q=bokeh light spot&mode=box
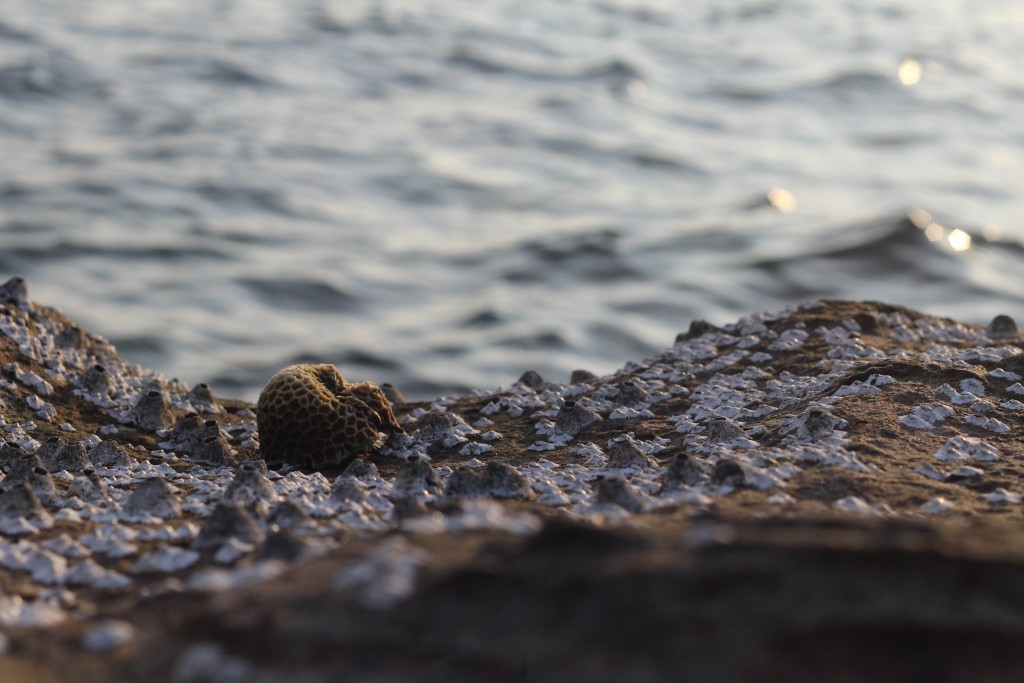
[898,59,922,86]
[908,208,932,228]
[767,187,796,213]
[983,223,1002,242]
[948,229,971,251]
[627,79,647,98]
[924,223,944,241]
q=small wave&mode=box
[2,219,55,233]
[713,71,901,103]
[188,225,291,246]
[813,71,898,93]
[641,227,753,254]
[595,2,673,25]
[538,135,705,174]
[743,213,1018,303]
[753,215,952,271]
[447,46,641,84]
[395,70,439,88]
[524,229,622,262]
[194,182,296,217]
[288,349,399,371]
[500,229,639,283]
[0,20,36,42]
[268,143,363,162]
[709,84,774,102]
[371,170,507,207]
[0,182,35,197]
[200,59,277,88]
[493,331,569,350]
[237,277,357,312]
[70,181,118,196]
[0,242,229,271]
[139,55,277,88]
[628,151,705,173]
[855,132,938,148]
[0,48,106,99]
[811,215,955,263]
[461,308,503,328]
[309,6,409,36]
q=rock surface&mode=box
[3,284,1024,681]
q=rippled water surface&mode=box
[2,0,1024,399]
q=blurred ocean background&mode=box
[1,0,1023,400]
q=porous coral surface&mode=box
[256,364,400,469]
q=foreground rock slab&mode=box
[2,284,1024,682]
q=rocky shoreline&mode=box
[3,278,1024,682]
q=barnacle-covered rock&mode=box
[412,411,476,446]
[163,414,205,450]
[594,477,646,513]
[710,459,748,488]
[222,462,275,509]
[256,364,401,469]
[705,418,750,444]
[613,379,650,407]
[193,503,264,551]
[1,455,56,499]
[390,456,442,501]
[193,433,240,467]
[344,460,381,482]
[987,314,1018,339]
[0,482,46,520]
[81,364,113,396]
[266,500,311,532]
[570,369,598,385]
[37,438,91,473]
[0,482,54,535]
[331,476,367,504]
[0,442,27,467]
[444,467,485,500]
[606,436,656,470]
[122,477,181,521]
[88,440,136,469]
[660,452,707,491]
[162,416,238,465]
[481,462,532,500]
[126,389,176,431]
[779,404,847,444]
[678,318,722,341]
[517,370,545,389]
[256,531,309,562]
[392,497,429,519]
[55,324,86,350]
[187,382,223,414]
[554,400,601,436]
[67,470,108,502]
[0,275,29,308]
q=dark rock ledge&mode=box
[1,281,1024,682]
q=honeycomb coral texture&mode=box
[256,364,400,470]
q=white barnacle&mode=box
[919,497,954,515]
[935,435,1000,462]
[964,415,1010,433]
[899,403,954,430]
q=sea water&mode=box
[1,0,1023,399]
